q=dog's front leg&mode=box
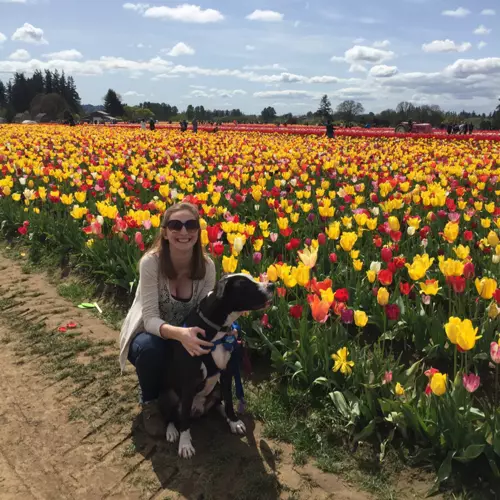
[220,370,246,435]
[178,383,197,459]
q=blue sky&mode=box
[0,0,499,114]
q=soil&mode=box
[0,251,375,500]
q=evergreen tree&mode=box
[316,94,333,121]
[103,89,125,117]
[44,70,53,94]
[0,80,6,109]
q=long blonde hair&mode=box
[147,202,206,280]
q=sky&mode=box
[0,0,499,115]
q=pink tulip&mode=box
[270,233,278,243]
[134,231,144,245]
[382,371,393,385]
[142,219,152,230]
[491,342,500,364]
[462,373,480,393]
[253,252,262,264]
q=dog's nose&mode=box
[267,282,275,291]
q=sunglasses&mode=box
[165,219,200,232]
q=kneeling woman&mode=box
[119,202,216,437]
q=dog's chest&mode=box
[212,344,232,370]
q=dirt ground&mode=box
[0,251,374,500]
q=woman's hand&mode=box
[178,327,213,357]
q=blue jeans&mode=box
[128,332,170,404]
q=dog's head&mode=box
[215,273,274,312]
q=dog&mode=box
[161,273,274,458]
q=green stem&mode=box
[454,347,458,381]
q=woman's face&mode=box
[164,209,200,253]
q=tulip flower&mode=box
[289,304,303,319]
[419,280,440,296]
[490,341,500,364]
[222,255,238,273]
[298,245,318,268]
[354,310,368,327]
[340,232,357,252]
[310,295,330,323]
[475,277,497,300]
[430,373,447,396]
[331,347,355,375]
[378,269,393,286]
[377,287,389,306]
[445,317,461,345]
[462,373,480,393]
[395,382,405,396]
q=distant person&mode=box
[408,119,413,132]
[149,118,155,131]
[468,123,474,135]
[141,119,146,130]
[447,124,452,135]
[192,118,198,133]
[325,119,334,139]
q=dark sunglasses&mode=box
[165,219,200,232]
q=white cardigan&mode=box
[119,252,216,372]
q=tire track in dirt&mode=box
[0,251,374,500]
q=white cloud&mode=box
[11,23,48,44]
[0,0,27,3]
[0,32,7,44]
[343,45,395,65]
[164,42,195,57]
[245,45,255,51]
[243,63,287,71]
[474,25,491,35]
[246,10,284,22]
[189,87,247,99]
[478,41,487,49]
[123,90,145,97]
[42,49,83,60]
[422,39,472,53]
[444,57,500,78]
[143,4,224,23]
[9,49,30,60]
[369,64,398,77]
[123,3,149,13]
[442,7,470,17]
[373,40,390,48]
[353,38,366,44]
[481,9,495,15]
[293,20,300,28]
[254,90,316,99]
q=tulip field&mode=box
[0,124,499,488]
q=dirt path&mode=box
[0,251,374,500]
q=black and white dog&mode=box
[161,273,274,458]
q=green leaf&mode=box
[329,391,350,420]
[454,444,485,463]
[493,431,500,457]
[405,358,423,378]
[436,451,455,484]
[354,419,376,443]
[313,377,328,386]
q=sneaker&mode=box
[141,399,165,437]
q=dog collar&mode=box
[211,334,238,353]
[197,308,223,332]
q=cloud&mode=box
[369,64,398,77]
[0,32,6,44]
[42,49,83,60]
[442,7,470,17]
[188,87,247,99]
[254,90,316,99]
[474,25,491,35]
[343,45,395,65]
[123,91,145,97]
[143,4,224,23]
[373,40,390,48]
[245,45,255,51]
[444,57,500,78]
[481,9,495,16]
[123,2,149,13]
[246,10,284,22]
[478,41,487,49]
[243,63,287,71]
[11,23,48,44]
[163,42,195,57]
[293,20,300,28]
[9,49,30,60]
[0,0,27,2]
[422,39,472,53]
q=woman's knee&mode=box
[129,332,167,367]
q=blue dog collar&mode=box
[211,334,238,352]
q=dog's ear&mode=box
[215,276,228,299]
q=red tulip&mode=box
[289,304,303,319]
[381,247,393,263]
[385,303,400,321]
[378,269,393,286]
[206,225,220,243]
[329,252,337,263]
[277,287,287,298]
[463,261,475,279]
[464,230,473,242]
[399,282,412,296]
[447,276,466,294]
[212,241,224,256]
[310,295,330,323]
[334,288,349,303]
[317,233,327,245]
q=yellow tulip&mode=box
[444,317,461,345]
[340,232,357,252]
[326,221,341,240]
[377,287,389,306]
[456,319,481,351]
[294,265,310,287]
[430,373,447,396]
[395,382,405,396]
[443,222,459,243]
[266,265,278,282]
[388,216,400,231]
[366,270,376,283]
[222,255,238,273]
[298,245,318,268]
[353,259,363,271]
[419,280,440,296]
[475,277,497,299]
[354,310,368,327]
[438,257,464,277]
[453,245,470,260]
[487,231,500,247]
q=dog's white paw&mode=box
[228,419,246,435]
[166,422,179,443]
[178,430,195,459]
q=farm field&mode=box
[0,124,499,496]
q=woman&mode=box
[119,202,216,437]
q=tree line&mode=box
[0,70,81,122]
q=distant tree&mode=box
[124,105,154,121]
[396,101,416,121]
[103,89,125,117]
[0,80,6,109]
[336,100,364,125]
[186,104,195,120]
[316,94,333,121]
[260,106,277,123]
